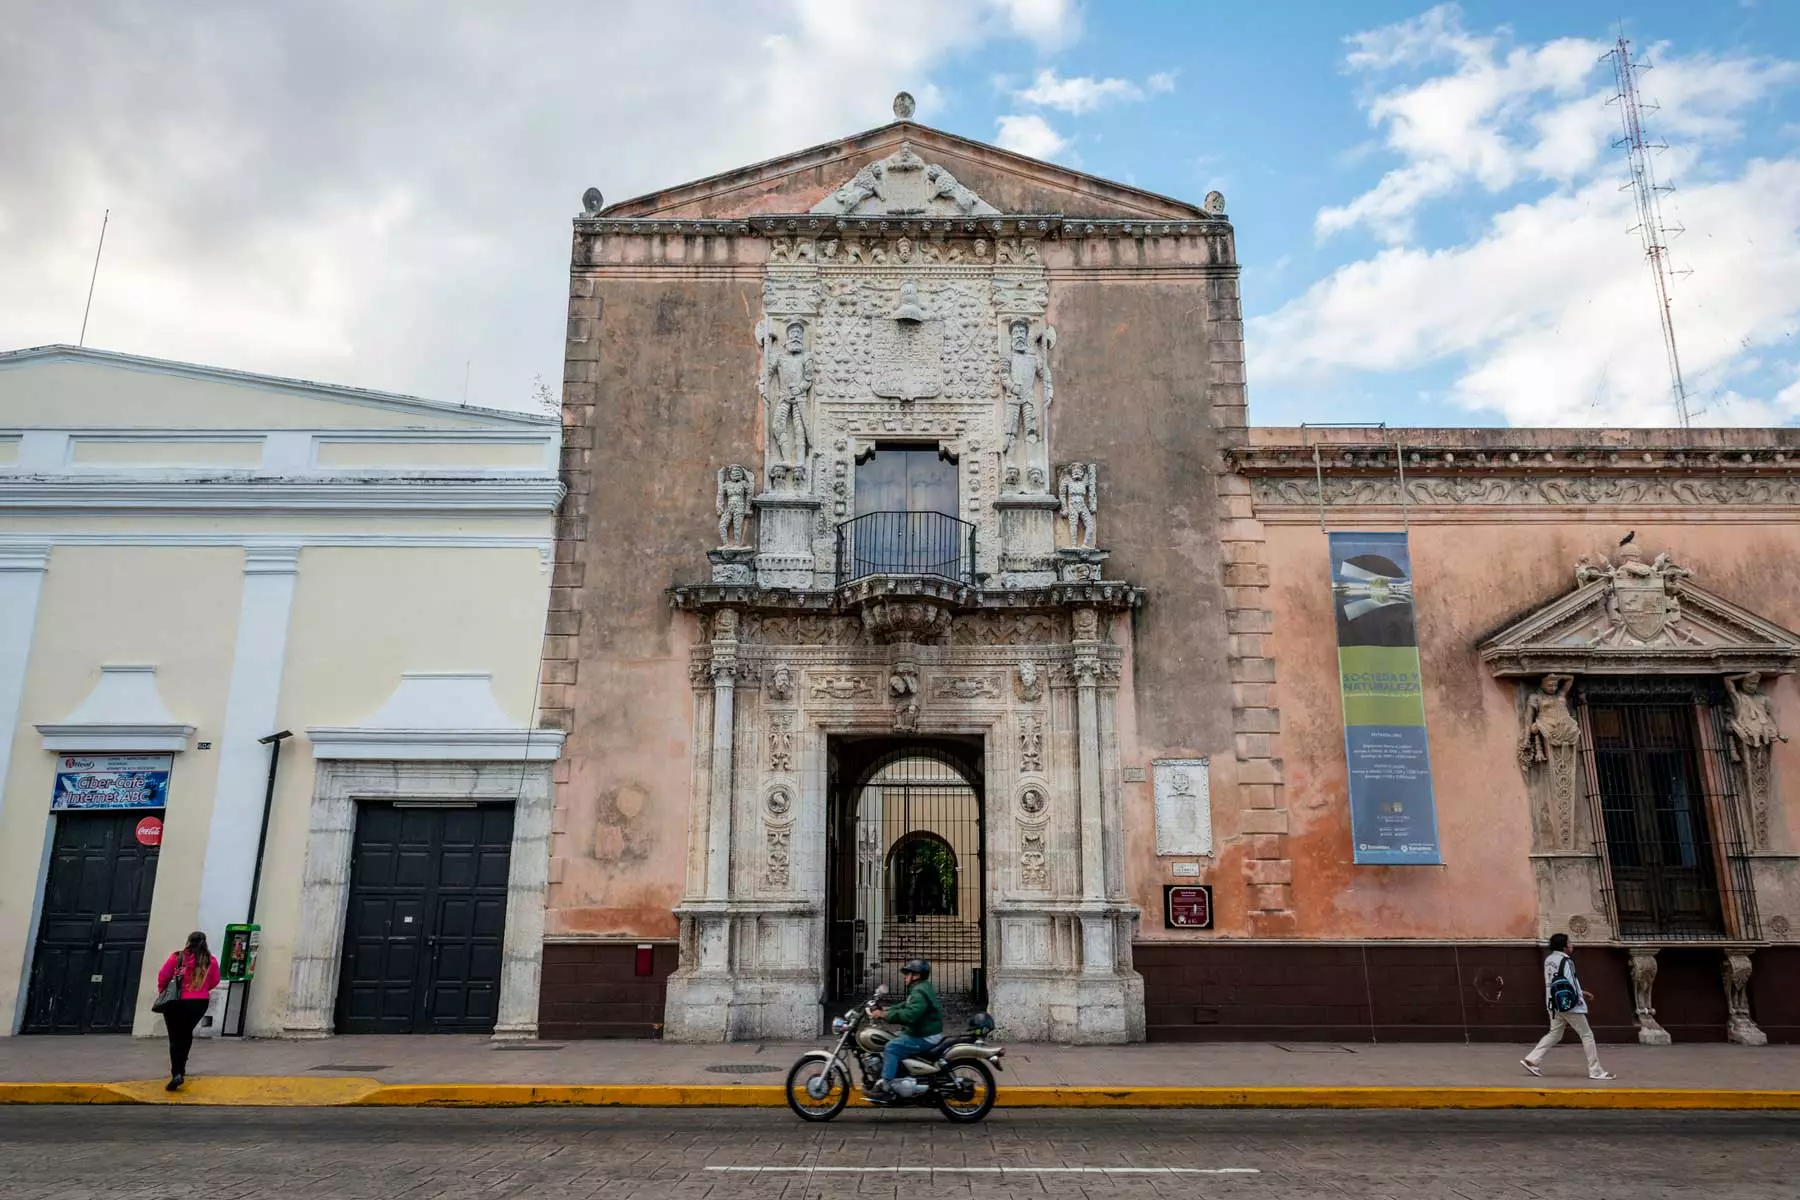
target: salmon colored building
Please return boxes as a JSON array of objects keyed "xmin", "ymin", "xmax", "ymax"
[{"xmin": 537, "ymin": 99, "xmax": 1800, "ymax": 1044}]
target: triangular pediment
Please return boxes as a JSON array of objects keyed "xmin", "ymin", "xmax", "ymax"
[
  {"xmin": 597, "ymin": 122, "xmax": 1207, "ymax": 221},
  {"xmin": 808, "ymin": 140, "xmax": 999, "ymax": 217},
  {"xmin": 1480, "ymin": 551, "xmax": 1800, "ymax": 677}
]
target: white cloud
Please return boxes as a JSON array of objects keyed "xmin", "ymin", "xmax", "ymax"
[
  {"xmin": 994, "ymin": 113, "xmax": 1070, "ymax": 160},
  {"xmin": 1014, "ymin": 68, "xmax": 1141, "ymax": 113},
  {"xmin": 1254, "ymin": 8, "xmax": 1800, "ymax": 427},
  {"xmin": 1319, "ymin": 6, "xmax": 1796, "ymax": 244},
  {"xmin": 1147, "ymin": 70, "xmax": 1177, "ymax": 94},
  {"xmin": 0, "ymin": 0, "xmax": 1073, "ymax": 409}
]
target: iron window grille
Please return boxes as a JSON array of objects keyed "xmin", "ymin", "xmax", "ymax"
[{"xmin": 1576, "ymin": 677, "xmax": 1760, "ymax": 942}]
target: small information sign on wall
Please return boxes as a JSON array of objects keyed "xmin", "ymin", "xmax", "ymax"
[
  {"xmin": 1163, "ymin": 885, "xmax": 1213, "ymax": 929},
  {"xmin": 1153, "ymin": 758, "xmax": 1212, "ymax": 856},
  {"xmin": 51, "ymin": 754, "xmax": 172, "ymax": 811}
]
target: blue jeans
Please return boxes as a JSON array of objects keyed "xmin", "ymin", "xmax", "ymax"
[{"xmin": 881, "ymin": 1034, "xmax": 938, "ymax": 1081}]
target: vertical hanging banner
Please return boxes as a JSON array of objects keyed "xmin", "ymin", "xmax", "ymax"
[{"xmin": 1329, "ymin": 531, "xmax": 1441, "ymax": 865}]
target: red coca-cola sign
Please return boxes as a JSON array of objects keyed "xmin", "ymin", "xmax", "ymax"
[{"xmin": 134, "ymin": 816, "xmax": 163, "ymax": 848}]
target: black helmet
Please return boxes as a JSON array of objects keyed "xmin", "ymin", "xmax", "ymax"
[
  {"xmin": 901, "ymin": 958, "xmax": 931, "ymax": 978},
  {"xmin": 968, "ymin": 1012, "xmax": 995, "ymax": 1035}
]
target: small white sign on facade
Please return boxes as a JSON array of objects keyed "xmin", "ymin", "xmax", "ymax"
[{"xmin": 1153, "ymin": 758, "xmax": 1212, "ymax": 857}]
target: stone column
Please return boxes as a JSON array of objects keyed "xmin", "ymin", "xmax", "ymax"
[
  {"xmin": 1628, "ymin": 949, "xmax": 1671, "ymax": 1045},
  {"xmin": 1071, "ymin": 607, "xmax": 1113, "ymax": 978},
  {"xmin": 1723, "ymin": 951, "xmax": 1768, "ymax": 1046},
  {"xmin": 701, "ymin": 610, "xmax": 740, "ymax": 972}
]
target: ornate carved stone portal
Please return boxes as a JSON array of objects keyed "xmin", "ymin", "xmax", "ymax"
[
  {"xmin": 1484, "ymin": 546, "xmax": 1800, "ymax": 1022},
  {"xmin": 666, "ymin": 151, "xmax": 1147, "ymax": 1044}
]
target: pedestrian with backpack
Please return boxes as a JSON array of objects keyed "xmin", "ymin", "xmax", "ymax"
[{"xmin": 1521, "ymin": 932, "xmax": 1614, "ymax": 1080}]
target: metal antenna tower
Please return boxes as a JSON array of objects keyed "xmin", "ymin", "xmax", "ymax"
[{"xmin": 1604, "ymin": 35, "xmax": 1692, "ymax": 428}]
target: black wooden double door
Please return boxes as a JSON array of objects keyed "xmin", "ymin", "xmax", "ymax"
[
  {"xmin": 23, "ymin": 813, "xmax": 160, "ymax": 1034},
  {"xmin": 336, "ymin": 803, "xmax": 513, "ymax": 1034}
]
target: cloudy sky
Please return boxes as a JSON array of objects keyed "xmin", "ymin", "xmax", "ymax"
[{"xmin": 3, "ymin": 1, "xmax": 1797, "ymax": 427}]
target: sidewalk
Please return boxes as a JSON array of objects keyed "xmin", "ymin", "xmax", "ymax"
[{"xmin": 1, "ymin": 1035, "xmax": 1796, "ymax": 1108}]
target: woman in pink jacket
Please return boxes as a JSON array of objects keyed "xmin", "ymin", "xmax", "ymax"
[{"xmin": 156, "ymin": 931, "xmax": 220, "ymax": 1091}]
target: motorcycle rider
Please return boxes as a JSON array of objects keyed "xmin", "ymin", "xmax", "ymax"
[{"xmin": 868, "ymin": 958, "xmax": 943, "ymax": 1097}]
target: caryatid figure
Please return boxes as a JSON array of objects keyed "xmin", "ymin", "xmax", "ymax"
[
  {"xmin": 762, "ymin": 319, "xmax": 814, "ymax": 471},
  {"xmin": 1002, "ymin": 318, "xmax": 1054, "ymax": 460}
]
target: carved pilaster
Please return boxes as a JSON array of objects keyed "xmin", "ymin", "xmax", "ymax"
[
  {"xmin": 1628, "ymin": 949, "xmax": 1671, "ymax": 1046},
  {"xmin": 1722, "ymin": 952, "xmax": 1768, "ymax": 1046}
]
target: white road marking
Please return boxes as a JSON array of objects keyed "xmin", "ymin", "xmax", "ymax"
[{"xmin": 707, "ymin": 1166, "xmax": 1259, "ymax": 1175}]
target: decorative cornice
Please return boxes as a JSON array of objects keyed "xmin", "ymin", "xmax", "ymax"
[
  {"xmin": 1231, "ymin": 442, "xmax": 1800, "ymax": 512},
  {"xmin": 305, "ymin": 727, "xmax": 565, "ymax": 761},
  {"xmin": 0, "ymin": 477, "xmax": 565, "ymax": 514},
  {"xmin": 576, "ymin": 214, "xmax": 1229, "ymax": 240},
  {"xmin": 670, "ymin": 578, "xmax": 1145, "ymax": 615},
  {"xmin": 0, "ymin": 542, "xmax": 51, "ymax": 572}
]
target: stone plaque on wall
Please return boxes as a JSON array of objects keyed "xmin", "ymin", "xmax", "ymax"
[{"xmin": 1153, "ymin": 758, "xmax": 1212, "ymax": 857}]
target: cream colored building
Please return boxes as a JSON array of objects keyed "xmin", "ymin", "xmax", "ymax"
[{"xmin": 0, "ymin": 345, "xmax": 562, "ymax": 1039}]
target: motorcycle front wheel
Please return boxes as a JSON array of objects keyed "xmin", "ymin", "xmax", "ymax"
[
  {"xmin": 935, "ymin": 1060, "xmax": 997, "ymax": 1123},
  {"xmin": 785, "ymin": 1057, "xmax": 851, "ymax": 1121}
]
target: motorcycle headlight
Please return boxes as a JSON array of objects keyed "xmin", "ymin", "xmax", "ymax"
[{"xmin": 831, "ymin": 1017, "xmax": 850, "ymax": 1033}]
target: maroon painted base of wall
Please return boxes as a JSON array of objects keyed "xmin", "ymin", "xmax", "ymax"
[
  {"xmin": 1749, "ymin": 946, "xmax": 1800, "ymax": 1045},
  {"xmin": 538, "ymin": 942, "xmax": 675, "ymax": 1039},
  {"xmin": 1134, "ymin": 942, "xmax": 1800, "ymax": 1044}
]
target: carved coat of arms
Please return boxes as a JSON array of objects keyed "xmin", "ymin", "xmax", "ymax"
[{"xmin": 1577, "ymin": 546, "xmax": 1698, "ymax": 646}]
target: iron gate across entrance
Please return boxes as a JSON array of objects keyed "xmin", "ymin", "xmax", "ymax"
[{"xmin": 828, "ymin": 739, "xmax": 986, "ymax": 1010}]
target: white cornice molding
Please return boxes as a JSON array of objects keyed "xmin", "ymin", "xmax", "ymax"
[
  {"xmin": 0, "ymin": 542, "xmax": 51, "ymax": 572},
  {"xmin": 0, "ymin": 477, "xmax": 565, "ymax": 514},
  {"xmin": 243, "ymin": 544, "xmax": 303, "ymax": 574},
  {"xmin": 307, "ymin": 673, "xmax": 564, "ymax": 762},
  {"xmin": 37, "ymin": 665, "xmax": 195, "ymax": 752},
  {"xmin": 305, "ymin": 727, "xmax": 565, "ymax": 761}
]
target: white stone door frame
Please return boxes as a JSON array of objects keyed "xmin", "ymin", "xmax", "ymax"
[
  {"xmin": 282, "ymin": 759, "xmax": 554, "ymax": 1039},
  {"xmin": 812, "ymin": 722, "xmax": 992, "ymax": 1003}
]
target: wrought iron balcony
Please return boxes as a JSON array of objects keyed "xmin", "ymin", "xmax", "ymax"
[{"xmin": 835, "ymin": 510, "xmax": 976, "ymax": 586}]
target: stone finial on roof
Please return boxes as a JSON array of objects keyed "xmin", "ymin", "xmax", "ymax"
[{"xmin": 893, "ymin": 91, "xmax": 916, "ymax": 120}]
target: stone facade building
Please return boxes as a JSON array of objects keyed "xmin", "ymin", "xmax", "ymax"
[{"xmin": 542, "ymin": 102, "xmax": 1799, "ymax": 1044}]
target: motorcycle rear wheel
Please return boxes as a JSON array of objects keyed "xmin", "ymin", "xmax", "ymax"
[
  {"xmin": 935, "ymin": 1060, "xmax": 996, "ymax": 1123},
  {"xmin": 785, "ymin": 1057, "xmax": 850, "ymax": 1121}
]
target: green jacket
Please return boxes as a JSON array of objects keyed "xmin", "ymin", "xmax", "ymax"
[{"xmin": 884, "ymin": 979, "xmax": 943, "ymax": 1038}]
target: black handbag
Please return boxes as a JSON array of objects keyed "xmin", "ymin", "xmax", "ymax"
[{"xmin": 151, "ymin": 954, "xmax": 184, "ymax": 1014}]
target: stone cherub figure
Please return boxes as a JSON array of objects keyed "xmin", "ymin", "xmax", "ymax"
[
  {"xmin": 1518, "ymin": 674, "xmax": 1580, "ymax": 766},
  {"xmin": 1002, "ymin": 318, "xmax": 1054, "ymax": 457},
  {"xmin": 716, "ymin": 465, "xmax": 753, "ymax": 547},
  {"xmin": 1060, "ymin": 463, "xmax": 1098, "ymax": 549},
  {"xmin": 1725, "ymin": 672, "xmax": 1787, "ymax": 762},
  {"xmin": 759, "ymin": 318, "xmax": 814, "ymax": 473}
]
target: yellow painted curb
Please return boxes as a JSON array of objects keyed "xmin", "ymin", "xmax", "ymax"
[
  {"xmin": 110, "ymin": 1076, "xmax": 384, "ymax": 1106},
  {"xmin": 0, "ymin": 1083, "xmax": 132, "ymax": 1105},
  {"xmin": 994, "ymin": 1086, "xmax": 1800, "ymax": 1111},
  {"xmin": 3, "ymin": 1080, "xmax": 1798, "ymax": 1110},
  {"xmin": 358, "ymin": 1084, "xmax": 785, "ymax": 1108}
]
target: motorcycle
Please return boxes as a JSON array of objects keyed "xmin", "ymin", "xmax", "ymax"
[{"xmin": 784, "ymin": 985, "xmax": 1005, "ymax": 1123}]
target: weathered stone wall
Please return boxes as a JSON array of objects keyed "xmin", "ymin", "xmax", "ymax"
[
  {"xmin": 1232, "ymin": 426, "xmax": 1800, "ymax": 944},
  {"xmin": 547, "ymin": 251, "xmax": 766, "ymax": 938}
]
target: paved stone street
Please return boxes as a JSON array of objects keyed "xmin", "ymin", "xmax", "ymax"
[
  {"xmin": 4, "ymin": 1034, "xmax": 1797, "ymax": 1090},
  {"xmin": 3, "ymin": 1107, "xmax": 1794, "ymax": 1199}
]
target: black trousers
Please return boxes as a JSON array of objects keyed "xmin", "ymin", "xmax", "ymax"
[{"xmin": 162, "ymin": 999, "xmax": 209, "ymax": 1076}]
